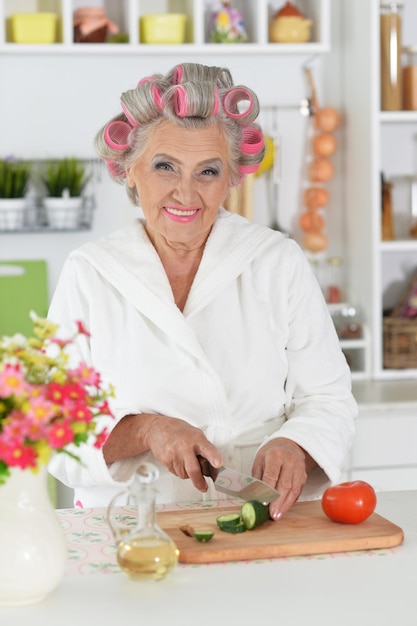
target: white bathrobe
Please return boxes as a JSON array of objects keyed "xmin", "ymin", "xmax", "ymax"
[{"xmin": 48, "ymin": 208, "xmax": 357, "ymax": 507}]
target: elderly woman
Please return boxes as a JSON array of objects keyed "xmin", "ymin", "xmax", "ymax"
[{"xmin": 48, "ymin": 63, "xmax": 357, "ymax": 519}]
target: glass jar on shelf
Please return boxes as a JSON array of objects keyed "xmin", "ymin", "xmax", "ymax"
[
  {"xmin": 402, "ymin": 45, "xmax": 417, "ymax": 111},
  {"xmin": 332, "ymin": 305, "xmax": 364, "ymax": 341},
  {"xmin": 325, "ymin": 256, "xmax": 344, "ymax": 304},
  {"xmin": 380, "ymin": 1, "xmax": 404, "ymax": 111}
]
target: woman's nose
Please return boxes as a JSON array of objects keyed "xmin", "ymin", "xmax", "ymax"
[{"xmin": 173, "ymin": 175, "xmax": 198, "ymax": 205}]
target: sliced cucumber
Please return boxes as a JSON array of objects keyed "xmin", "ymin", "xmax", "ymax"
[
  {"xmin": 193, "ymin": 530, "xmax": 215, "ymax": 543},
  {"xmin": 225, "ymin": 520, "xmax": 247, "ymax": 534},
  {"xmin": 241, "ymin": 500, "xmax": 270, "ymax": 530},
  {"xmin": 216, "ymin": 513, "xmax": 242, "ymax": 530}
]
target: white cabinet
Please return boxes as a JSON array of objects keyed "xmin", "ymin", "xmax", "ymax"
[
  {"xmin": 339, "ymin": 0, "xmax": 417, "ymax": 380},
  {"xmin": 346, "ymin": 381, "xmax": 417, "ymax": 491},
  {"xmin": 0, "ymin": 0, "xmax": 329, "ymax": 53}
]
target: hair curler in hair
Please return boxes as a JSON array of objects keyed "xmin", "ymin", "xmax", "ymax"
[
  {"xmin": 104, "ymin": 158, "xmax": 126, "ymax": 178},
  {"xmin": 238, "ymin": 163, "xmax": 260, "ymax": 175},
  {"xmin": 173, "ymin": 85, "xmax": 187, "ymax": 117},
  {"xmin": 104, "ymin": 120, "xmax": 132, "ymax": 151},
  {"xmin": 212, "ymin": 87, "xmax": 220, "ymax": 116},
  {"xmin": 240, "ymin": 126, "xmax": 264, "ymax": 155},
  {"xmin": 172, "ymin": 84, "xmax": 220, "ymax": 118},
  {"xmin": 223, "ymin": 87, "xmax": 257, "ymax": 124},
  {"xmin": 172, "ymin": 65, "xmax": 184, "ymax": 84},
  {"xmin": 120, "ymin": 101, "xmax": 138, "ymax": 127}
]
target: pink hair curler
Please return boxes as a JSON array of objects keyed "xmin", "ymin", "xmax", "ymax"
[
  {"xmin": 104, "ymin": 121, "xmax": 132, "ymax": 151},
  {"xmin": 120, "ymin": 101, "xmax": 138, "ymax": 127},
  {"xmin": 223, "ymin": 87, "xmax": 254, "ymax": 121},
  {"xmin": 172, "ymin": 65, "xmax": 183, "ymax": 84},
  {"xmin": 238, "ymin": 163, "xmax": 260, "ymax": 175},
  {"xmin": 151, "ymin": 83, "xmax": 163, "ymax": 111},
  {"xmin": 137, "ymin": 76, "xmax": 153, "ymax": 87},
  {"xmin": 173, "ymin": 85, "xmax": 187, "ymax": 117},
  {"xmin": 212, "ymin": 87, "xmax": 220, "ymax": 116},
  {"xmin": 240, "ymin": 127, "xmax": 264, "ymax": 155},
  {"xmin": 104, "ymin": 158, "xmax": 126, "ymax": 178},
  {"xmin": 137, "ymin": 78, "xmax": 163, "ymax": 111}
]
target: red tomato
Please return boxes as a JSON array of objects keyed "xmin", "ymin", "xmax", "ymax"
[{"xmin": 321, "ymin": 481, "xmax": 377, "ymax": 524}]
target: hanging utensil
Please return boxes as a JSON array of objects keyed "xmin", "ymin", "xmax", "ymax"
[{"xmin": 268, "ymin": 106, "xmax": 285, "ymax": 232}]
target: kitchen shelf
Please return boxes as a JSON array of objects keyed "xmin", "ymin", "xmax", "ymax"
[
  {"xmin": 340, "ymin": 0, "xmax": 417, "ymax": 380},
  {"xmin": 0, "ymin": 0, "xmax": 330, "ymax": 54}
]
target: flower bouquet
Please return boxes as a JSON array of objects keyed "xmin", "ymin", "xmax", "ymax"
[{"xmin": 0, "ymin": 314, "xmax": 114, "ymax": 485}]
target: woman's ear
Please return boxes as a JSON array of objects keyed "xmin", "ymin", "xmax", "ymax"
[{"xmin": 125, "ymin": 168, "xmax": 135, "ymax": 188}]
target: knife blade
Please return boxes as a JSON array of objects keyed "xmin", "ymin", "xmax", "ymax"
[{"xmin": 197, "ymin": 455, "xmax": 280, "ymax": 504}]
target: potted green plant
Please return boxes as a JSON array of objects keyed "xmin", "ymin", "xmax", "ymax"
[
  {"xmin": 0, "ymin": 156, "xmax": 32, "ymax": 230},
  {"xmin": 41, "ymin": 157, "xmax": 92, "ymax": 229}
]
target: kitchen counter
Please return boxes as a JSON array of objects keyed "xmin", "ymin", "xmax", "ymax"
[
  {"xmin": 353, "ymin": 379, "xmax": 417, "ymax": 410},
  {"xmin": 1, "ymin": 490, "xmax": 416, "ymax": 626}
]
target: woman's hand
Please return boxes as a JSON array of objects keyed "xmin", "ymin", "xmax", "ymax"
[
  {"xmin": 252, "ymin": 437, "xmax": 317, "ymax": 520},
  {"xmin": 145, "ymin": 415, "xmax": 224, "ymax": 491},
  {"xmin": 103, "ymin": 413, "xmax": 223, "ymax": 492}
]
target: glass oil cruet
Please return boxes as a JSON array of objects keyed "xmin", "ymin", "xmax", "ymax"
[{"xmin": 107, "ymin": 463, "xmax": 179, "ymax": 581}]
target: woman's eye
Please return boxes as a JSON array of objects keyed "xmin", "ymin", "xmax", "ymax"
[
  {"xmin": 154, "ymin": 162, "xmax": 173, "ymax": 172},
  {"xmin": 202, "ymin": 168, "xmax": 218, "ymax": 176}
]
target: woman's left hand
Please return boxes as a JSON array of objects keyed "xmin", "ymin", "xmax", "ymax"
[{"xmin": 252, "ymin": 437, "xmax": 316, "ymax": 520}]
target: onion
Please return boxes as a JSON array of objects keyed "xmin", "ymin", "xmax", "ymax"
[
  {"xmin": 314, "ymin": 107, "xmax": 341, "ymax": 132},
  {"xmin": 309, "ymin": 158, "xmax": 334, "ymax": 183},
  {"xmin": 303, "ymin": 186, "xmax": 329, "ymax": 209},
  {"xmin": 299, "ymin": 210, "xmax": 325, "ymax": 233},
  {"xmin": 312, "ymin": 132, "xmax": 337, "ymax": 158},
  {"xmin": 303, "ymin": 230, "xmax": 328, "ymax": 253}
]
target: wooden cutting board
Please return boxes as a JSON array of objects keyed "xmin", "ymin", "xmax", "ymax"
[{"xmin": 157, "ymin": 500, "xmax": 404, "ymax": 564}]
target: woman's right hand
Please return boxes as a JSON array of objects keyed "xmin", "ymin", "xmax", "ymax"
[
  {"xmin": 144, "ymin": 415, "xmax": 223, "ymax": 492},
  {"xmin": 103, "ymin": 413, "xmax": 223, "ymax": 492}
]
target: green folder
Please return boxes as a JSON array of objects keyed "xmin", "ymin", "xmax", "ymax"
[
  {"xmin": 0, "ymin": 259, "xmax": 58, "ymax": 505},
  {"xmin": 0, "ymin": 260, "xmax": 49, "ymax": 337}
]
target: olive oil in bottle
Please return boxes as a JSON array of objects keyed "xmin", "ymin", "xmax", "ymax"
[{"xmin": 108, "ymin": 463, "xmax": 179, "ymax": 582}]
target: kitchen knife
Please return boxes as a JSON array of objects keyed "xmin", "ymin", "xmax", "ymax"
[{"xmin": 197, "ymin": 455, "xmax": 280, "ymax": 504}]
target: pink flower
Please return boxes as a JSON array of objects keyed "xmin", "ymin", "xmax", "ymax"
[
  {"xmin": 68, "ymin": 401, "xmax": 93, "ymax": 422},
  {"xmin": 49, "ymin": 337, "xmax": 72, "ymax": 348},
  {"xmin": 93, "ymin": 427, "xmax": 110, "ymax": 449},
  {"xmin": 0, "ymin": 415, "xmax": 28, "ymax": 444},
  {"xmin": 65, "ymin": 382, "xmax": 87, "ymax": 403},
  {"xmin": 46, "ymin": 382, "xmax": 71, "ymax": 405},
  {"xmin": 0, "ymin": 439, "xmax": 38, "ymax": 469},
  {"xmin": 0, "ymin": 363, "xmax": 27, "ymax": 396},
  {"xmin": 97, "ymin": 400, "xmax": 113, "ymax": 416},
  {"xmin": 46, "ymin": 421, "xmax": 75, "ymax": 448},
  {"xmin": 68, "ymin": 362, "xmax": 101, "ymax": 387},
  {"xmin": 25, "ymin": 395, "xmax": 56, "ymax": 424},
  {"xmin": 75, "ymin": 320, "xmax": 91, "ymax": 337}
]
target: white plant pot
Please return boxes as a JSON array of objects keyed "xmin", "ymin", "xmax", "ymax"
[
  {"xmin": 0, "ymin": 198, "xmax": 27, "ymax": 230},
  {"xmin": 44, "ymin": 196, "xmax": 83, "ymax": 229}
]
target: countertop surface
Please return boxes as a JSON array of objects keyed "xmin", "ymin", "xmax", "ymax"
[
  {"xmin": 1, "ymin": 490, "xmax": 417, "ymax": 626},
  {"xmin": 353, "ymin": 379, "xmax": 417, "ymax": 410}
]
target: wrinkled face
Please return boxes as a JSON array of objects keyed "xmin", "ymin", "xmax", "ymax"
[{"xmin": 126, "ymin": 119, "xmax": 231, "ymax": 250}]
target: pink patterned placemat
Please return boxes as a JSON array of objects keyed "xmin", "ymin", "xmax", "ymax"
[{"xmin": 56, "ymin": 500, "xmax": 398, "ymax": 576}]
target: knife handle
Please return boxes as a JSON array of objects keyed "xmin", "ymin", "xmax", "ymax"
[{"xmin": 197, "ymin": 455, "xmax": 217, "ymax": 480}]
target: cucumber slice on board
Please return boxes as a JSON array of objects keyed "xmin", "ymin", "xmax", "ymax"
[
  {"xmin": 216, "ymin": 513, "xmax": 242, "ymax": 530},
  {"xmin": 193, "ymin": 530, "xmax": 215, "ymax": 542},
  {"xmin": 241, "ymin": 500, "xmax": 270, "ymax": 530}
]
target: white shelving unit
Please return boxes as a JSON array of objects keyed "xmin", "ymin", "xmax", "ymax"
[
  {"xmin": 340, "ymin": 0, "xmax": 417, "ymax": 381},
  {"xmin": 0, "ymin": 0, "xmax": 330, "ymax": 53}
]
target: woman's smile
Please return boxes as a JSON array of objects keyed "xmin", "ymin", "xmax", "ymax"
[{"xmin": 163, "ymin": 206, "xmax": 201, "ymax": 222}]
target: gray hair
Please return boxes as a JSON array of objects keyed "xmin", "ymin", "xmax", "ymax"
[{"xmin": 94, "ymin": 63, "xmax": 265, "ymax": 205}]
